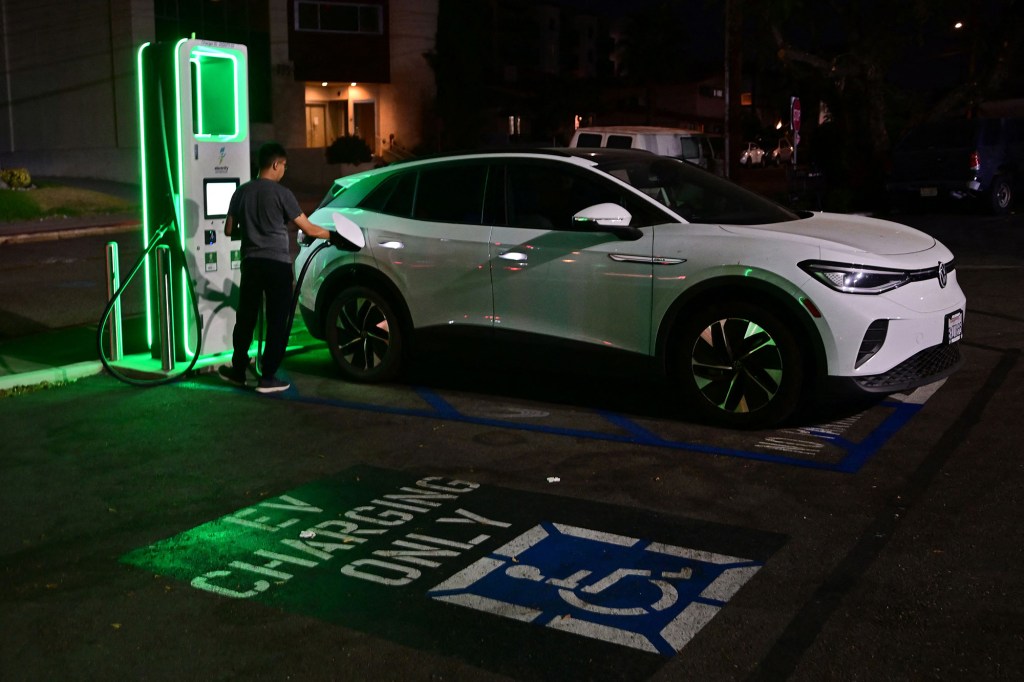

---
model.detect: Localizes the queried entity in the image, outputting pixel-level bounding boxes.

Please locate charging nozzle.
[330,212,365,251]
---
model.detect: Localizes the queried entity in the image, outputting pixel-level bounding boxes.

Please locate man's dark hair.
[258,142,288,170]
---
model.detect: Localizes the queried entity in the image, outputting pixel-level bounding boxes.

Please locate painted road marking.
[189,373,944,473]
[429,522,762,656]
[123,466,786,679]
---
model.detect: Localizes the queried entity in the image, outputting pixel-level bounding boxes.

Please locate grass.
[0,183,136,222]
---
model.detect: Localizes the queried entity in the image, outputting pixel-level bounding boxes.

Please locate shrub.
[0,167,32,188]
[325,135,373,165]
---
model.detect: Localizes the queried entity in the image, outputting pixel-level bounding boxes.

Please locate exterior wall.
[267,0,307,151]
[282,0,437,191]
[0,0,153,181]
[378,0,437,155]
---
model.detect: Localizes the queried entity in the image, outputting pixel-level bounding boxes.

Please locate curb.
[0,360,104,392]
[0,221,139,245]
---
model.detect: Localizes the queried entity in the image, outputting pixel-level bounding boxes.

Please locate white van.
[568,125,719,173]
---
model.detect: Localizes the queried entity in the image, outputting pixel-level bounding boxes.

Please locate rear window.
[605,135,633,149]
[574,132,603,147]
[679,137,699,158]
[360,171,416,217]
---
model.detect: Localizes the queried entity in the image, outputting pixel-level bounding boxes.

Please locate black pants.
[232,258,293,379]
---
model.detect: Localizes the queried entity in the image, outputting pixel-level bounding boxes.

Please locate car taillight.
[969,150,981,172]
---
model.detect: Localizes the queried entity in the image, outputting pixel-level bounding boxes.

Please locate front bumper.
[853,342,962,393]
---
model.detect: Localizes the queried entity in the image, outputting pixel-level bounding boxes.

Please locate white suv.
[298,149,965,428]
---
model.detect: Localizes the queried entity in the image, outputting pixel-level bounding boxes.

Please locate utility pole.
[724,0,742,179]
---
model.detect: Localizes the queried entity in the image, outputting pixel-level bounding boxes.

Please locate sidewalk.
[0,182,322,393]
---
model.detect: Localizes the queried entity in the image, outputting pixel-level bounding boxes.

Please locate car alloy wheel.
[325,285,403,382]
[676,302,803,428]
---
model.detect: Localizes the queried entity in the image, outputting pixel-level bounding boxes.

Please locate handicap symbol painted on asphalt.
[428,521,763,656]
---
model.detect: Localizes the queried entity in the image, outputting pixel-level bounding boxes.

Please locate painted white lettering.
[279,539,333,561]
[374,539,459,568]
[224,507,300,532]
[341,559,421,586]
[405,533,486,550]
[416,477,480,494]
[370,498,432,514]
[313,520,384,539]
[759,436,824,456]
[295,538,357,554]
[258,495,323,514]
[191,570,267,599]
[437,508,512,528]
[383,487,455,507]
[253,549,319,568]
[345,506,413,526]
[229,561,293,581]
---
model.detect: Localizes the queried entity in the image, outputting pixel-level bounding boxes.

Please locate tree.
[748,0,1022,206]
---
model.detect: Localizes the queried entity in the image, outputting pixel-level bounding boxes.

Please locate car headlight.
[799,261,911,294]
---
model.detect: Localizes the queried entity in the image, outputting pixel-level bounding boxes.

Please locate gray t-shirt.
[228,178,302,264]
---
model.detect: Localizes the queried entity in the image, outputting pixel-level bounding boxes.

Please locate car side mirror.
[572,203,642,241]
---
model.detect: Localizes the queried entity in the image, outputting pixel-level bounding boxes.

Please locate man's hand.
[329,230,361,251]
[293,213,331,241]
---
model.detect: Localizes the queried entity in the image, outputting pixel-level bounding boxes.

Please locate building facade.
[1,0,726,189]
[0,0,438,188]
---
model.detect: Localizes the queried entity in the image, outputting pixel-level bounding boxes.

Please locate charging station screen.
[204,178,239,219]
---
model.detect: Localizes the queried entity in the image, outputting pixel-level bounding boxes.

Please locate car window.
[505,160,669,230]
[413,163,488,224]
[597,156,799,225]
[679,137,699,158]
[575,132,603,147]
[359,170,416,217]
[606,135,633,149]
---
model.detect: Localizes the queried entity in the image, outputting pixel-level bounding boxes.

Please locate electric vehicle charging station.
[141,37,249,359]
[100,38,250,381]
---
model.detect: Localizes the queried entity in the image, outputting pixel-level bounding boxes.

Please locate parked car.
[568,125,719,174]
[771,138,794,165]
[298,148,965,429]
[886,117,1024,214]
[739,142,767,167]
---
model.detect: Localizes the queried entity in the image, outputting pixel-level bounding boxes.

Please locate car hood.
[719,212,936,256]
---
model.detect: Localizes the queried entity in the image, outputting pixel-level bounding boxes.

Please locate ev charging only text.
[191,477,510,599]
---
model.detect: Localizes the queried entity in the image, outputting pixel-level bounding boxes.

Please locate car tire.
[325,285,403,382]
[673,301,804,429]
[988,175,1013,214]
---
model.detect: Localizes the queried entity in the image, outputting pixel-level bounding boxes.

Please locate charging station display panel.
[203,178,239,218]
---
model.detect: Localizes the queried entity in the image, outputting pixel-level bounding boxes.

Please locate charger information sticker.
[123,465,785,679]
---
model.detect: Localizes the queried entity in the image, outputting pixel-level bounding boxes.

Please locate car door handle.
[498,251,528,262]
[608,254,686,265]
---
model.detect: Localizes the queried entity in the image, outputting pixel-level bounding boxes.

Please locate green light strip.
[172,38,193,356]
[190,46,244,141]
[136,42,154,349]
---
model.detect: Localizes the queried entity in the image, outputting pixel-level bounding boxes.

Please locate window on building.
[295,2,383,34]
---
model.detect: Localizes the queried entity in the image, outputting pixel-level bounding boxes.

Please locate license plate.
[920,187,938,197]
[946,310,963,344]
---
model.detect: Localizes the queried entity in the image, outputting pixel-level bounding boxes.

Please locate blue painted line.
[596,410,672,445]
[188,377,923,474]
[833,400,923,474]
[413,386,463,419]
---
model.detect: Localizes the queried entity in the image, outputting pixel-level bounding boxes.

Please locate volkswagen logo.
[937,261,947,288]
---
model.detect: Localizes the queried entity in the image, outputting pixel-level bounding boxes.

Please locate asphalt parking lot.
[1,207,1022,681]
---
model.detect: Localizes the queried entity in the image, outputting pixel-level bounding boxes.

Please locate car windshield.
[596,155,799,225]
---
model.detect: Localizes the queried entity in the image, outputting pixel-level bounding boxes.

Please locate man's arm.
[292,213,331,240]
[225,214,235,237]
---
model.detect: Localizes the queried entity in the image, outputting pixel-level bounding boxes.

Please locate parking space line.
[189,376,932,473]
